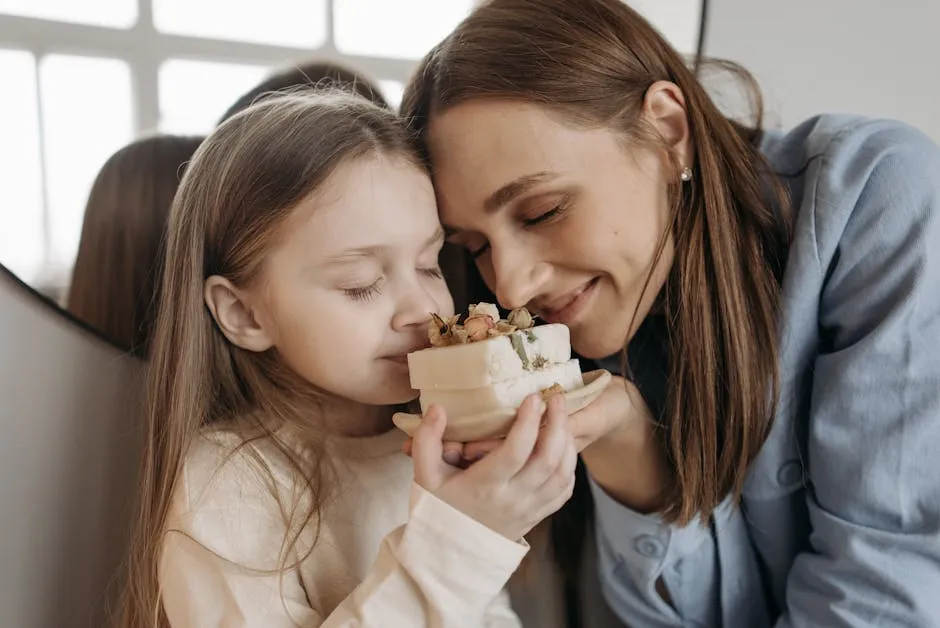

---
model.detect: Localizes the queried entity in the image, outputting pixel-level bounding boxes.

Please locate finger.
[514,393,569,488]
[442,441,465,467]
[539,437,577,516]
[566,403,598,453]
[462,438,503,462]
[540,426,578,496]
[412,405,447,489]
[529,424,578,520]
[477,394,544,478]
[401,438,414,457]
[566,378,626,450]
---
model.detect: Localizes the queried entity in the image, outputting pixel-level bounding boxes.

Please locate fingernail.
[443,451,461,466]
[525,394,544,413]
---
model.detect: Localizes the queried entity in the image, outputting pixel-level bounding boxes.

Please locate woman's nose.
[487,244,550,311]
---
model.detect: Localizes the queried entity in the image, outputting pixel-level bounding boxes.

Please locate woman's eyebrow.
[483,171,558,213]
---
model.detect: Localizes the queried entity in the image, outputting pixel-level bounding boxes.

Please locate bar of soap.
[418,359,583,415]
[407,324,572,391]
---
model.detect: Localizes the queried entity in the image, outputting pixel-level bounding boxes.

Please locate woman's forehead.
[428,102,625,213]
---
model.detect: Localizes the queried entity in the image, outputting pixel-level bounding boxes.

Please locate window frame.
[0,0,704,287]
[0,0,418,286]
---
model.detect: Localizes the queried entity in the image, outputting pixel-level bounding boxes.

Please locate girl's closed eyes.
[342,278,383,302]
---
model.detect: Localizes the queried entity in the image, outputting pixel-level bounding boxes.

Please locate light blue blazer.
[590,114,940,627]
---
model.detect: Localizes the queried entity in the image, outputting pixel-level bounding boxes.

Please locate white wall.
[0,270,144,627]
[704,0,940,142]
[629,0,703,56]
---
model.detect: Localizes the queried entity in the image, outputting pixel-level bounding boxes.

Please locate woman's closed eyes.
[467,196,572,259]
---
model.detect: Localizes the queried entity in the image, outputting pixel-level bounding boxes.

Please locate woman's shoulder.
[761,113,938,180]
[763,114,939,266]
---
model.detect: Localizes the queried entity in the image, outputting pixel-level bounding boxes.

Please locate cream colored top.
[159,427,527,627]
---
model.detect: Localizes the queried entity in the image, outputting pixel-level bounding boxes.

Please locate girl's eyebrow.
[424,226,446,248]
[317,246,382,271]
[323,227,445,265]
[322,252,375,266]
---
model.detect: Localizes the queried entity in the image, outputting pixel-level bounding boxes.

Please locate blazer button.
[777,460,803,487]
[634,534,666,559]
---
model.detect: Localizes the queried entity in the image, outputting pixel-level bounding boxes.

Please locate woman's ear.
[643,80,693,174]
[204,275,274,352]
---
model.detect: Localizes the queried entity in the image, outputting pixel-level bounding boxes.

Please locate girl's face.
[426,95,690,359]
[239,155,454,407]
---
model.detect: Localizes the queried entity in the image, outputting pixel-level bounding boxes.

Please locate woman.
[402,0,940,625]
[67,135,203,358]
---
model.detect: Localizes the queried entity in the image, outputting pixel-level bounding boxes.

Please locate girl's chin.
[385,388,420,408]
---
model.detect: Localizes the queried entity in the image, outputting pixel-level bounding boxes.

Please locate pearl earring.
[680,167,693,182]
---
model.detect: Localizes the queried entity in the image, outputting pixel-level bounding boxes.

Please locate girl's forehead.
[274,157,441,261]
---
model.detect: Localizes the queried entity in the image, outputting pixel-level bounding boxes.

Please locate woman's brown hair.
[402,0,791,535]
[117,90,424,627]
[66,135,203,359]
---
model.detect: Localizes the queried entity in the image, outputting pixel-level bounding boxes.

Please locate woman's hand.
[409,394,577,541]
[570,374,653,450]
[574,376,669,512]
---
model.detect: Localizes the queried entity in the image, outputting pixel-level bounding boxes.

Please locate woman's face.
[426,90,690,359]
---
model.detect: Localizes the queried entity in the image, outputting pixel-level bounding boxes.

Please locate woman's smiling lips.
[536,277,599,325]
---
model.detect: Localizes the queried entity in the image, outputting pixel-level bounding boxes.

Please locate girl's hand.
[461,375,651,460]
[409,394,576,541]
[456,376,668,513]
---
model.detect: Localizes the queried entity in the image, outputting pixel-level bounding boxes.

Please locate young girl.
[117,90,577,627]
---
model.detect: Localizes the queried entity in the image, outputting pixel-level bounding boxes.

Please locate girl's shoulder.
[181,428,304,506]
[167,428,314,569]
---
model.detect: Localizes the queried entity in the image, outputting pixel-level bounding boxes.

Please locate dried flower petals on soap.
[531,355,549,369]
[427,303,539,347]
[429,312,461,347]
[464,314,495,341]
[490,321,517,338]
[507,307,535,330]
[539,383,565,400]
[468,302,500,322]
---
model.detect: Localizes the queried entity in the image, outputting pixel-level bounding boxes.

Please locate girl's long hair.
[117,90,424,627]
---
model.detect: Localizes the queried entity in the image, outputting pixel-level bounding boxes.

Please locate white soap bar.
[408,324,572,390]
[419,359,583,416]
